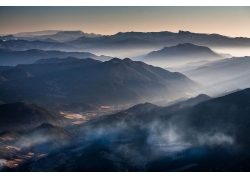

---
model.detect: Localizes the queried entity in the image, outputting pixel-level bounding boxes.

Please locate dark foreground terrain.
[1,88,250,172]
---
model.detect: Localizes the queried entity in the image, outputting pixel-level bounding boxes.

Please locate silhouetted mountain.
[0,58,200,106]
[0,102,66,132]
[66,31,176,49]
[0,49,111,66]
[15,57,101,76]
[127,102,159,114]
[170,30,250,47]
[154,94,212,109]
[36,30,102,42]
[96,88,250,143]
[66,30,250,51]
[95,93,212,128]
[173,94,211,107]
[142,43,227,66]
[14,30,61,37]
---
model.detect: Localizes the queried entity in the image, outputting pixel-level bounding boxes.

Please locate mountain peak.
[36,123,55,130]
[178,30,192,34]
[127,102,158,114]
[176,43,197,47]
[195,94,211,99]
[123,58,133,62]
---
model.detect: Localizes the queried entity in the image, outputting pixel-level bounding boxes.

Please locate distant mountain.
[154,93,212,108]
[168,30,250,47]
[35,31,102,42]
[0,39,77,51]
[179,56,250,95]
[142,43,227,66]
[165,60,212,72]
[14,30,61,37]
[177,94,212,107]
[66,31,176,49]
[0,49,112,66]
[0,58,200,106]
[66,30,250,50]
[0,102,66,132]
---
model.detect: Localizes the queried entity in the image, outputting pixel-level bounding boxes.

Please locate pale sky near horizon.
[0,7,249,37]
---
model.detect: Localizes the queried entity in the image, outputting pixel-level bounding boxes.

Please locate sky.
[0,7,250,37]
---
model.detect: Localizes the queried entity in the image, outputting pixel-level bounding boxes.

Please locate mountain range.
[1,28,250,172]
[2,30,250,55]
[0,49,111,66]
[169,56,250,95]
[65,30,250,50]
[142,43,230,66]
[8,88,249,172]
[0,58,200,106]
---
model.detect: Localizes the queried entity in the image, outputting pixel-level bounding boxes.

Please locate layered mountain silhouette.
[35,30,102,42]
[142,43,228,66]
[16,88,250,172]
[94,93,212,128]
[1,89,250,172]
[40,31,176,49]
[96,87,250,139]
[175,56,250,95]
[0,49,111,66]
[171,30,250,47]
[92,88,250,151]
[0,102,66,132]
[66,30,250,50]
[0,58,200,106]
[14,30,61,37]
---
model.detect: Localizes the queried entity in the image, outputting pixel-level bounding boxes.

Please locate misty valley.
[0,29,250,172]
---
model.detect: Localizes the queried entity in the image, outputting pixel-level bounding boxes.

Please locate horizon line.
[2,29,250,39]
